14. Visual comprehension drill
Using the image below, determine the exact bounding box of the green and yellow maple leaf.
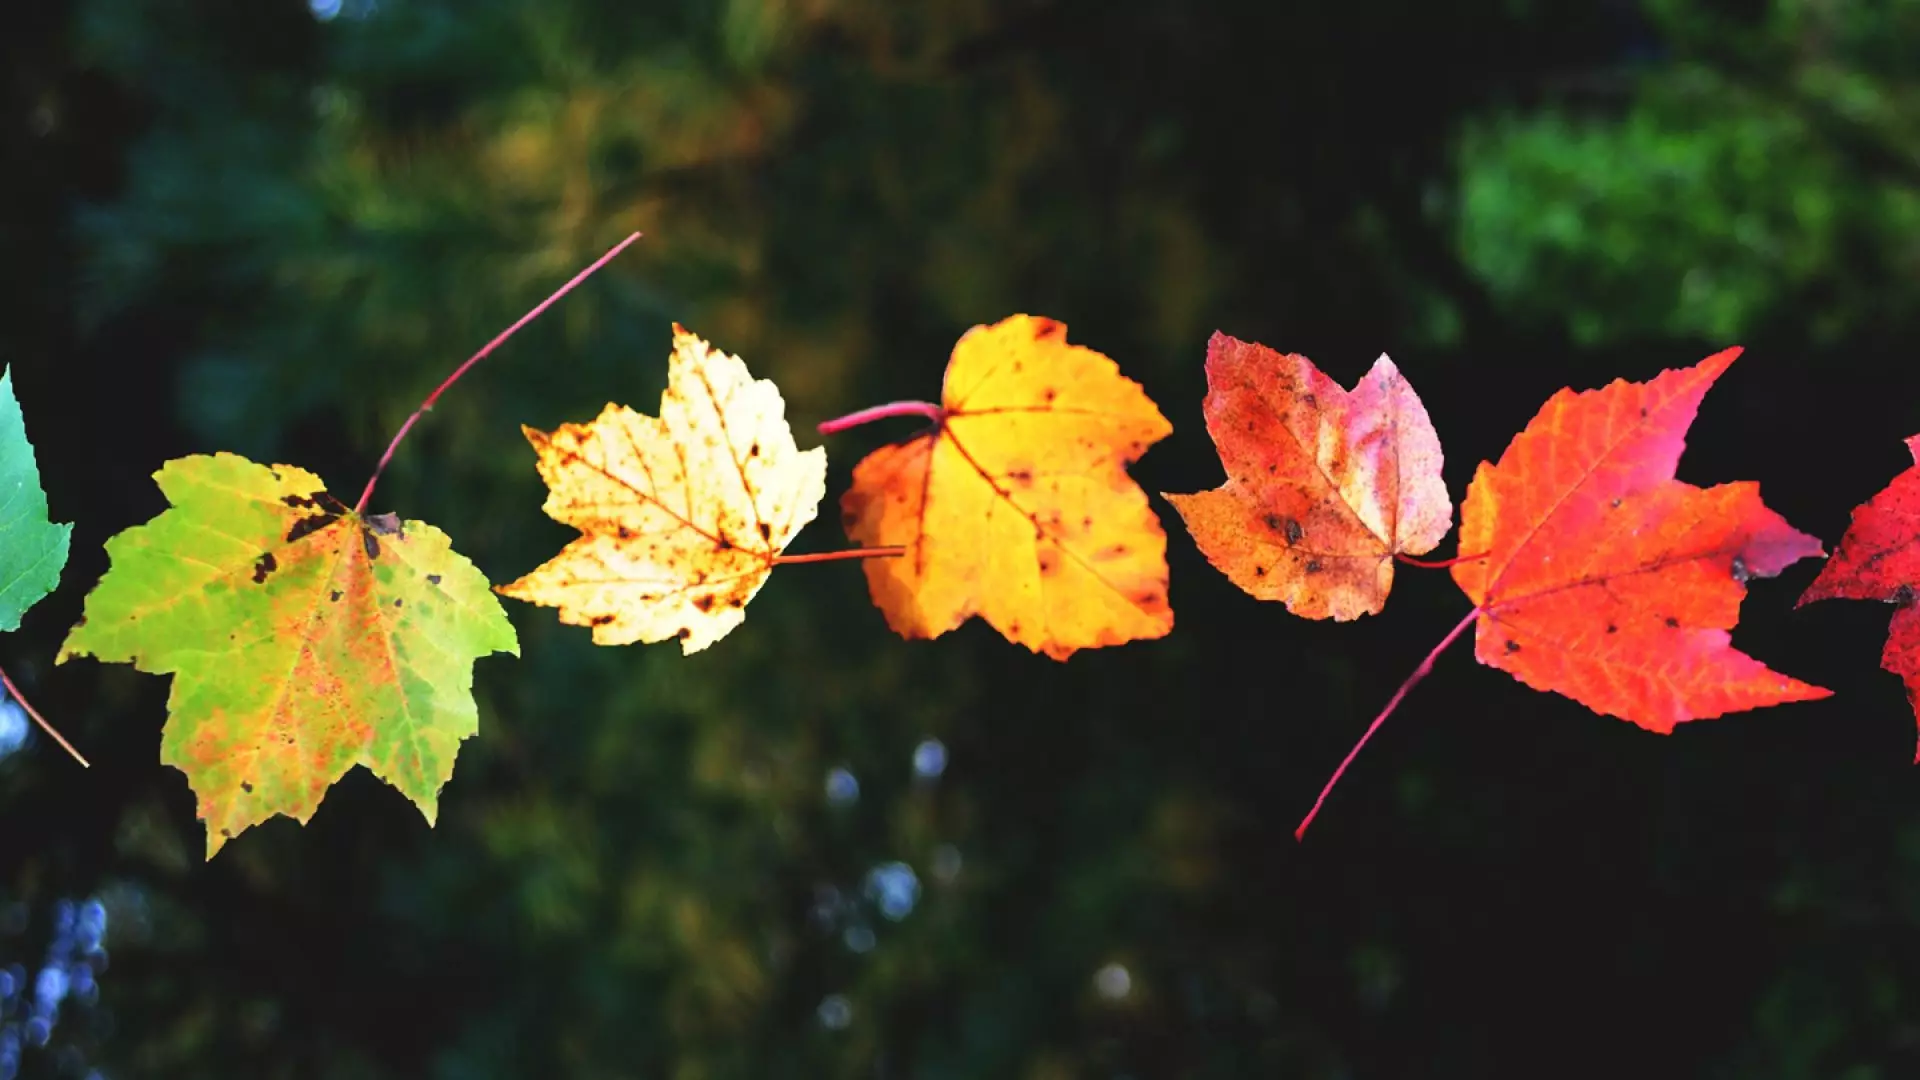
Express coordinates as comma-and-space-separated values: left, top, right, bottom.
58, 452, 518, 857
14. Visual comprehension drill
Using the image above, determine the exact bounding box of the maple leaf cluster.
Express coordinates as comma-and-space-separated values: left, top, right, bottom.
12, 244, 1916, 856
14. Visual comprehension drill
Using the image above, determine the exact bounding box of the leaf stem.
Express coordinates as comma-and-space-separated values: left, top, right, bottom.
0, 662, 86, 768
355, 232, 645, 514
1294, 605, 1481, 840
1396, 551, 1488, 570
773, 546, 906, 565
817, 401, 945, 435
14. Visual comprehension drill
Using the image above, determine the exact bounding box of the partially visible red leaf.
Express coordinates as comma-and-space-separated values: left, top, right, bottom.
1798, 434, 1920, 759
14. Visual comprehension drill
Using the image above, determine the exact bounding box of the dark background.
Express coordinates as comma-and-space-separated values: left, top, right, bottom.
5, 0, 1920, 1076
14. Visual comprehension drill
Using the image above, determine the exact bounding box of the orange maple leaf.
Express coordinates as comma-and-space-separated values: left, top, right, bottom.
833, 314, 1173, 660
1165, 332, 1450, 620
498, 324, 827, 653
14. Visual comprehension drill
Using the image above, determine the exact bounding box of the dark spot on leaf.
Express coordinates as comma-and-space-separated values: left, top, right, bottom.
1041, 387, 1057, 404
1303, 393, 1318, 408
393, 598, 403, 608
1610, 498, 1622, 509
694, 595, 715, 612
1253, 565, 1267, 577
220, 828, 233, 837
715, 535, 732, 551
282, 494, 318, 509
1305, 559, 1323, 573
1032, 318, 1060, 340
1008, 468, 1034, 485
285, 511, 340, 544
427, 574, 441, 586
677, 628, 691, 642
251, 552, 277, 584
1730, 556, 1750, 584
1007, 621, 1021, 636
1284, 518, 1303, 545
1639, 406, 1648, 418
1896, 584, 1917, 608
1606, 624, 1618, 634
591, 615, 614, 626
617, 526, 632, 539
1665, 616, 1680, 628
329, 590, 342, 602
1504, 640, 1521, 653
759, 523, 772, 542
749, 442, 761, 458
241, 781, 253, 793
362, 531, 380, 560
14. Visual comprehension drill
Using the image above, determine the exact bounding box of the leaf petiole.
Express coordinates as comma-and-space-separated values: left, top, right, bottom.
1396, 551, 1487, 570
0, 661, 86, 767
773, 546, 906, 565
355, 231, 645, 514
817, 401, 944, 435
1294, 605, 1482, 840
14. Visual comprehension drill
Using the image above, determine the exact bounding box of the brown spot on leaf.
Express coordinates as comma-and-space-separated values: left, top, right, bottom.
330, 590, 342, 602
285, 511, 339, 544
251, 552, 277, 584
694, 595, 715, 612
241, 781, 253, 793
590, 615, 614, 626
1305, 559, 1323, 574
1665, 616, 1680, 628
393, 598, 403, 608
427, 574, 441, 586
1504, 639, 1521, 653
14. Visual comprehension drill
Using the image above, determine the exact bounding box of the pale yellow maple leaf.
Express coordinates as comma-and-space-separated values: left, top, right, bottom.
498, 324, 827, 652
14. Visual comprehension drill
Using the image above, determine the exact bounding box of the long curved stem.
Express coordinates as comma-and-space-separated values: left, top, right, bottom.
0, 662, 86, 767
817, 401, 944, 435
773, 547, 906, 566
1294, 606, 1481, 840
355, 232, 645, 514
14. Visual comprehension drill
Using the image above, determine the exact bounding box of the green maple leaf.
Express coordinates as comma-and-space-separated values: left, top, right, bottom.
58, 452, 519, 857
0, 367, 71, 630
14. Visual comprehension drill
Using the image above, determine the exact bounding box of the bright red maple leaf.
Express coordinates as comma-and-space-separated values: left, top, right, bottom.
1797, 434, 1920, 760
1450, 346, 1830, 730
1299, 347, 1831, 837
